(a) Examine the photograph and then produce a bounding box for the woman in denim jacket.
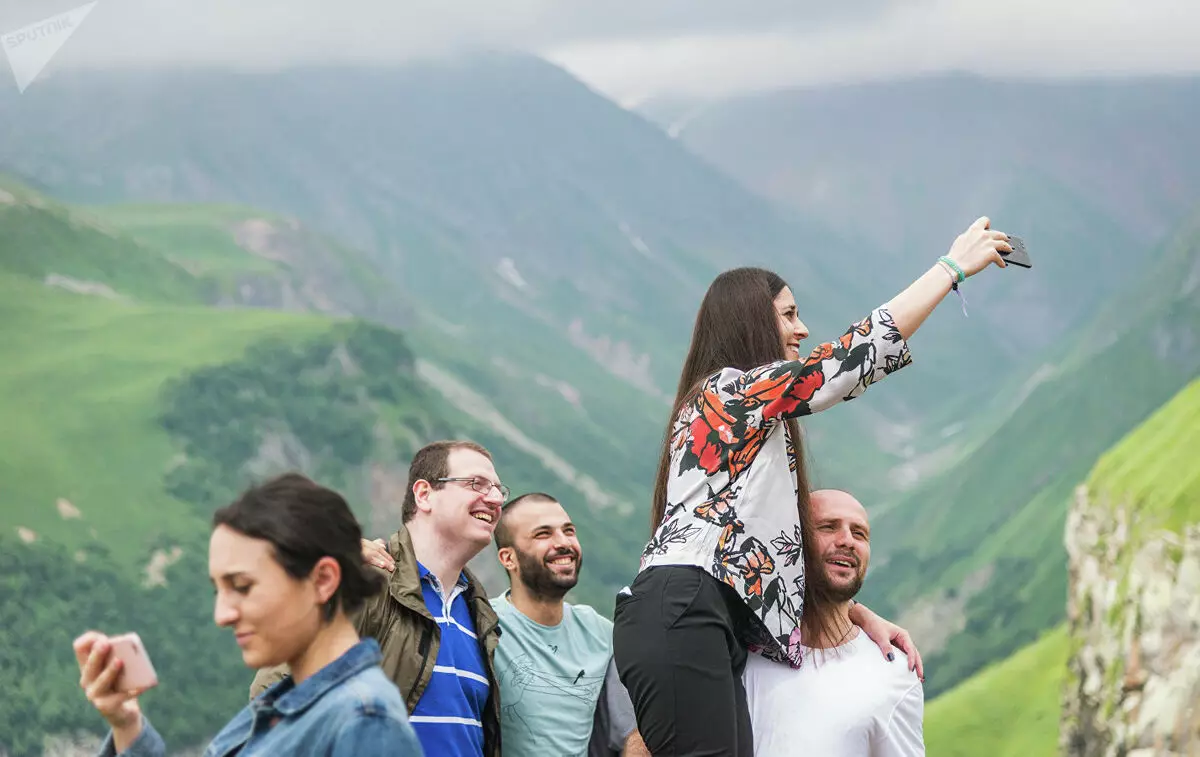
[72,473,424,757]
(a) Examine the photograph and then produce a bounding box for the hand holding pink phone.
[73,630,156,747]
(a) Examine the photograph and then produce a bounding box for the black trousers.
[612,565,754,757]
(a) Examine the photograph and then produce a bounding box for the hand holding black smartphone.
[1002,236,1032,268]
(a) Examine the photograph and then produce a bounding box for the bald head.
[808,489,871,602]
[810,489,869,524]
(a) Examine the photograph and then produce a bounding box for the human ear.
[497,547,517,572]
[413,480,435,515]
[310,556,342,607]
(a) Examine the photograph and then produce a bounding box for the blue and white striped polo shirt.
[409,562,490,756]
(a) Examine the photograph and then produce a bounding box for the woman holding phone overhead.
[612,217,1013,755]
[73,473,424,757]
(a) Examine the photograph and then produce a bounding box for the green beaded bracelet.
[938,256,965,284]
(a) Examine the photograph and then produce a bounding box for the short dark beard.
[818,552,865,603]
[824,575,864,603]
[515,547,581,602]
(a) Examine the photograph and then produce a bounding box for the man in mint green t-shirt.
[490,493,648,757]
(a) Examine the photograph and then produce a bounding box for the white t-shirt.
[743,632,925,757]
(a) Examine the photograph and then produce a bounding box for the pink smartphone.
[109,633,159,692]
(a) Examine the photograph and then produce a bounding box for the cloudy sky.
[3,0,1199,103]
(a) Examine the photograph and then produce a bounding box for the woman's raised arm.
[886,216,1011,340]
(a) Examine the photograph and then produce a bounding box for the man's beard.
[824,575,864,603]
[817,552,865,603]
[516,547,581,601]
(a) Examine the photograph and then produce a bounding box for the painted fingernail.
[887,652,895,662]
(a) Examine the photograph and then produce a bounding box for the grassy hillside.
[924,626,1068,757]
[1086,376,1200,532]
[0,182,206,305]
[87,203,282,273]
[858,209,1200,696]
[82,202,412,327]
[0,272,332,559]
[62,190,664,553]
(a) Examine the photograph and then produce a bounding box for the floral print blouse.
[638,306,913,668]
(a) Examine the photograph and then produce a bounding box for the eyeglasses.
[435,476,511,502]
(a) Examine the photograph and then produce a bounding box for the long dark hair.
[651,267,838,645]
[213,473,385,621]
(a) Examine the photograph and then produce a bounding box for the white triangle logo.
[2,2,98,93]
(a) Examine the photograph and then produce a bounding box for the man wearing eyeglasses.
[249,439,510,757]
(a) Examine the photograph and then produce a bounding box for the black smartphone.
[1003,236,1032,268]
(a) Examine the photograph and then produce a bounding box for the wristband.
[937,257,969,318]
[938,256,965,284]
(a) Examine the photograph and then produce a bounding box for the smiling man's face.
[498,497,582,602]
[421,447,505,549]
[809,489,871,602]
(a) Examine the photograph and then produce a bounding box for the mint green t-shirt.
[490,592,618,756]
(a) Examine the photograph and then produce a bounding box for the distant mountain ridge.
[639,73,1200,386]
[640,73,1200,245]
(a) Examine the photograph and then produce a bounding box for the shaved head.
[810,489,869,522]
[808,488,871,602]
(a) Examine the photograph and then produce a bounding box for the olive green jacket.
[248,526,503,756]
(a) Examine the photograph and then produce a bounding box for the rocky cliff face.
[1061,484,1200,756]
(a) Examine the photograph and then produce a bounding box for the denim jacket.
[99,638,423,757]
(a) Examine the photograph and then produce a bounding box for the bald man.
[743,489,926,756]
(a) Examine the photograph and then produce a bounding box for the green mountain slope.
[0,178,207,305]
[1086,376,1200,533]
[858,209,1200,696]
[1060,375,1200,753]
[924,626,1068,757]
[0,271,330,558]
[83,202,412,327]
[924,375,1200,756]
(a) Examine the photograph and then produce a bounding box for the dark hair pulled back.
[213,472,384,621]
